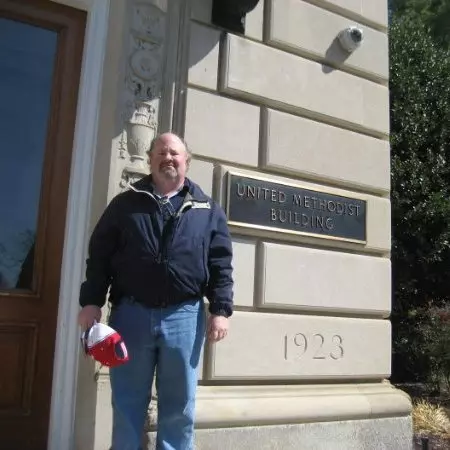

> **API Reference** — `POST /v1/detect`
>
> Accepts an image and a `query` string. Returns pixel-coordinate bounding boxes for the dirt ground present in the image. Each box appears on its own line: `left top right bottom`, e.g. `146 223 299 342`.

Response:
414 406 450 449
398 384 450 449
413 434 450 449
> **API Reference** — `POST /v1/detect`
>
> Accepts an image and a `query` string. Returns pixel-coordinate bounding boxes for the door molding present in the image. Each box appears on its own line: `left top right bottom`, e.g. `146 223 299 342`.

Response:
48 1 110 449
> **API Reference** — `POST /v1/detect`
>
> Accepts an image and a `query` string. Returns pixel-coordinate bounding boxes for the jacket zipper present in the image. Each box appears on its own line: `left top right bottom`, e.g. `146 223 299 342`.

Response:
129 185 168 305
128 184 163 260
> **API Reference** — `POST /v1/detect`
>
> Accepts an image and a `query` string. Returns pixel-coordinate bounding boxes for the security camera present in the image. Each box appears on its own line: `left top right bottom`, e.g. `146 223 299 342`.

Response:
338 26 363 52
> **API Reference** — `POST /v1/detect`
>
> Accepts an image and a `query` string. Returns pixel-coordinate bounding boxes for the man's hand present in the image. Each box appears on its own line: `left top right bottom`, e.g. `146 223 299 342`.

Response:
78 305 102 331
207 315 229 342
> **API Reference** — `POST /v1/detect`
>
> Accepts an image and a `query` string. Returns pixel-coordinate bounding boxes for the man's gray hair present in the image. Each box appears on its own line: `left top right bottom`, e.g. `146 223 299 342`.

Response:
147 132 192 165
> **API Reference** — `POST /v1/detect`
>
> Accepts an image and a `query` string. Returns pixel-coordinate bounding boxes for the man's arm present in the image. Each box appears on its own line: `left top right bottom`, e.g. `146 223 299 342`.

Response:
206 207 234 318
79 197 120 309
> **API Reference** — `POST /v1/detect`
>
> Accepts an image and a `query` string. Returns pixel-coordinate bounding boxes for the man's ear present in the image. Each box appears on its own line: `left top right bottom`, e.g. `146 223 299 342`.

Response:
186 153 191 171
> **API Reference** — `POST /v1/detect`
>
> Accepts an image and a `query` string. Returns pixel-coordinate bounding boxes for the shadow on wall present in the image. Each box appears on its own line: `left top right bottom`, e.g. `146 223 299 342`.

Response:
322 36 352 74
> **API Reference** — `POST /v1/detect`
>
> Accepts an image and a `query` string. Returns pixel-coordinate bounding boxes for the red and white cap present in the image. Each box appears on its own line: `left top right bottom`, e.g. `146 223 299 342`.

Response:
81 322 129 368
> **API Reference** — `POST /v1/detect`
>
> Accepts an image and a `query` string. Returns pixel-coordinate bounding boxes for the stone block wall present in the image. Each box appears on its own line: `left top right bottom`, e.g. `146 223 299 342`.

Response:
186 0 393 384
82 1 413 448
182 2 412 446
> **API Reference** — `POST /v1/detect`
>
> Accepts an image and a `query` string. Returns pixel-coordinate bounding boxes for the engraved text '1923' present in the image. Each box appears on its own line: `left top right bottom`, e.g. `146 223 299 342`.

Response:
284 333 344 361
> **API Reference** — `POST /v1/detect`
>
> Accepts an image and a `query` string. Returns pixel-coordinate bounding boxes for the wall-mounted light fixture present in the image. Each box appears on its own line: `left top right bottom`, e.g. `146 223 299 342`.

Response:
212 0 260 34
338 26 364 52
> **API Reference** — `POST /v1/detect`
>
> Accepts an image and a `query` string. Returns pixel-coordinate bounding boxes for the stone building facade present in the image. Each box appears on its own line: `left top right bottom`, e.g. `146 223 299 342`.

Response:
0 1 412 449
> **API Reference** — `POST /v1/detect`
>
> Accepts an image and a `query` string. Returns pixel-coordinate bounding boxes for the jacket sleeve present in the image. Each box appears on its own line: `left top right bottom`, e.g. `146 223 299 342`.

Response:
206 206 234 317
79 197 120 308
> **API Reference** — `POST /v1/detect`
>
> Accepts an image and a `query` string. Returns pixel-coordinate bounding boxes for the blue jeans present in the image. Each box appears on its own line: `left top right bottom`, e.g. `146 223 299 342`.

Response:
108 298 206 450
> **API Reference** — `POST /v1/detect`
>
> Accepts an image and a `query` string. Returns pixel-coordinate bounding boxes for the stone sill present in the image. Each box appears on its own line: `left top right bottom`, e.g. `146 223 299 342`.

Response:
193 382 412 428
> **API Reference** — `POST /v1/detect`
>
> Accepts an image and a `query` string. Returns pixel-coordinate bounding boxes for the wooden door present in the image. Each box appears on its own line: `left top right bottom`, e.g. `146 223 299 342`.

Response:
0 1 85 448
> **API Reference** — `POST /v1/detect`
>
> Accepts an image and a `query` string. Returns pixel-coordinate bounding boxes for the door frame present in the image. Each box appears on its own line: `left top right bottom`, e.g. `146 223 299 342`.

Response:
48 1 110 449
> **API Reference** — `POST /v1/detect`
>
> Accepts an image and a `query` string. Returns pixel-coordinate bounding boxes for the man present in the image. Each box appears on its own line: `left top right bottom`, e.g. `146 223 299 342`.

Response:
78 132 233 450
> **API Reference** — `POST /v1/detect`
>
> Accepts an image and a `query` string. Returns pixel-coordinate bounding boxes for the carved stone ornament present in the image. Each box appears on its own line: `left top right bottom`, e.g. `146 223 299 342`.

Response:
120 101 157 188
118 2 166 191
133 3 165 44
119 170 147 189
130 49 159 81
127 101 156 166
123 3 165 105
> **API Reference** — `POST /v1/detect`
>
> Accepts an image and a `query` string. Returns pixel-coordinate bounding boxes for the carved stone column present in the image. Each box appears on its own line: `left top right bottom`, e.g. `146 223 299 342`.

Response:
118 2 166 189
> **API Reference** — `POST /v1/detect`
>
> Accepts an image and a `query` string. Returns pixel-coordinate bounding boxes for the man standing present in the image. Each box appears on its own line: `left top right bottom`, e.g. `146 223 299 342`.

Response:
78 132 233 450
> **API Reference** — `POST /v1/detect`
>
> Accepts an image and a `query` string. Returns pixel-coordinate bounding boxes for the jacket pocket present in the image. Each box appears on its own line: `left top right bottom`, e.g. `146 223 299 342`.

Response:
169 236 206 294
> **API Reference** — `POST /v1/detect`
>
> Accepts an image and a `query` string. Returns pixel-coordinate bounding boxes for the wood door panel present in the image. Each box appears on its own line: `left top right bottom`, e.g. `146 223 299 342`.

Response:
0 323 37 415
0 1 86 448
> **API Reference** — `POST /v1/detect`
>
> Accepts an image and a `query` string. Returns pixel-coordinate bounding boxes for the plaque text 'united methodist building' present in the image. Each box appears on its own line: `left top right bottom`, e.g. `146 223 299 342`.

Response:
226 173 367 243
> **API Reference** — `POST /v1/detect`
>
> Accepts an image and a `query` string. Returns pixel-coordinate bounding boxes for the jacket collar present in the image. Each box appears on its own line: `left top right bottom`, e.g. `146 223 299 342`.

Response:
131 175 209 202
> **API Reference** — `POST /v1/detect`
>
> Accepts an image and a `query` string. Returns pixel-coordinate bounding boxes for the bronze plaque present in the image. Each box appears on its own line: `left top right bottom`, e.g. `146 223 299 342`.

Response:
226 173 366 243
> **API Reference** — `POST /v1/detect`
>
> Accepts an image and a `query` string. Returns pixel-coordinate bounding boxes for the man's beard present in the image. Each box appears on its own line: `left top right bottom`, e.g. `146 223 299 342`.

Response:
160 165 178 180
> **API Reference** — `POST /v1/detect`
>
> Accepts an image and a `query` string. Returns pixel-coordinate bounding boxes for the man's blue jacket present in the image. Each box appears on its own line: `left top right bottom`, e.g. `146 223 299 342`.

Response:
79 176 234 317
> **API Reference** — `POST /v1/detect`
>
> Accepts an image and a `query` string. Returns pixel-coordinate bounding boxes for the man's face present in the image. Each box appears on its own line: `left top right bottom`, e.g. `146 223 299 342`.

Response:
149 134 189 182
